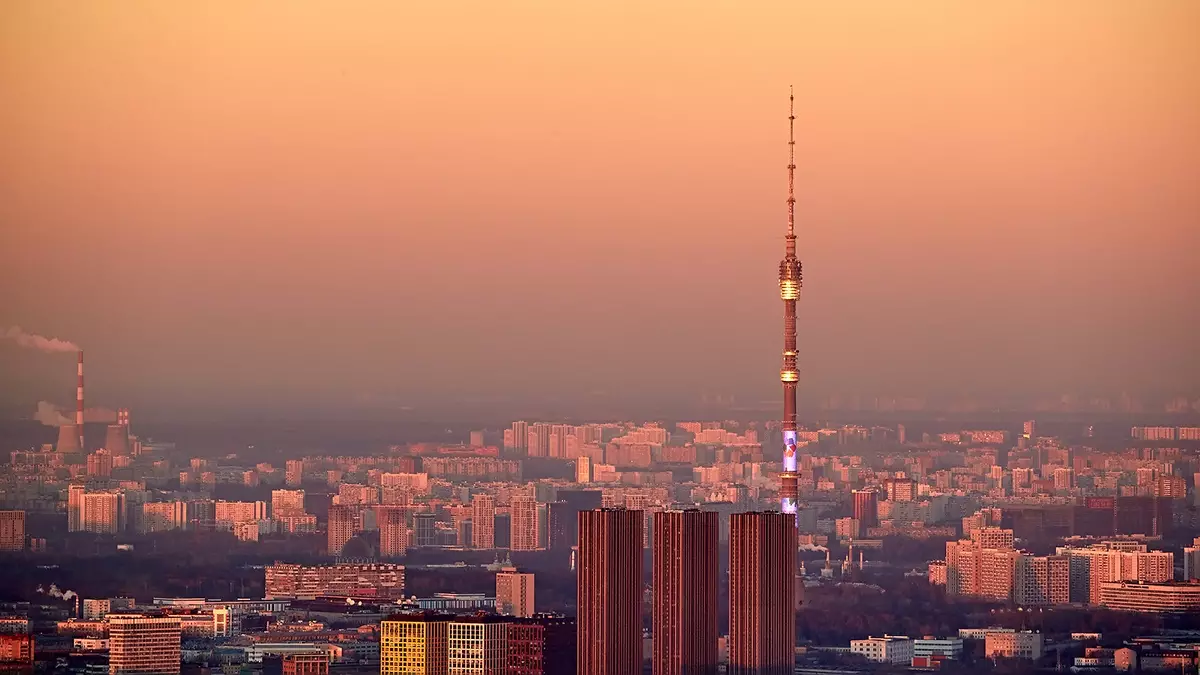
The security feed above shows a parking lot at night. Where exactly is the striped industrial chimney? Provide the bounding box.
[76,350,84,451]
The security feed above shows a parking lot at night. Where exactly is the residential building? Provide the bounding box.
[327,505,356,556]
[0,511,24,551]
[509,496,539,551]
[472,495,496,550]
[496,568,535,618]
[377,506,409,558]
[577,508,643,675]
[652,509,718,675]
[728,511,796,675]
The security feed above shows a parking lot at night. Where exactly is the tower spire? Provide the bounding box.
[787,85,796,250]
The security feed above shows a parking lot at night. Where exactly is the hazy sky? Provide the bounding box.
[1,1,1197,419]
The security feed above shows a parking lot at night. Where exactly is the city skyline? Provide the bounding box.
[2,1,1198,420]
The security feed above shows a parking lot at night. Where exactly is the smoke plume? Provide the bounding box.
[2,326,79,353]
[35,401,72,426]
[36,584,78,601]
[34,401,117,426]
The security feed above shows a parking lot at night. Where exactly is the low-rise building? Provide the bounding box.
[850,635,914,664]
[913,637,963,661]
[985,630,1043,660]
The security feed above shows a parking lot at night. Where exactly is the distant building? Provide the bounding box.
[506,616,575,675]
[327,505,356,556]
[851,490,878,529]
[376,506,409,558]
[265,562,405,600]
[850,635,914,664]
[472,495,496,550]
[0,511,24,551]
[509,496,539,552]
[1184,538,1200,581]
[108,614,182,675]
[0,634,34,664]
[380,613,450,675]
[1098,581,1200,613]
[496,569,535,618]
[913,637,963,661]
[82,598,135,620]
[281,652,329,675]
[984,630,1043,660]
[448,616,509,673]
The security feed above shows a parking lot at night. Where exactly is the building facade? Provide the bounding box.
[495,569,535,618]
[728,511,796,675]
[577,508,643,675]
[652,509,718,675]
[107,614,182,675]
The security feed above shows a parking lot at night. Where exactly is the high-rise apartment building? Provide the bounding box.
[883,478,917,502]
[851,490,878,530]
[728,511,796,675]
[68,484,86,532]
[527,424,551,458]
[285,460,304,487]
[496,568,535,618]
[108,614,182,675]
[0,511,24,551]
[510,421,529,452]
[141,502,188,533]
[472,495,496,549]
[448,616,509,673]
[86,450,113,478]
[577,508,644,675]
[1014,555,1070,606]
[1185,538,1200,581]
[971,527,1015,551]
[81,492,125,534]
[413,513,436,548]
[1055,543,1175,604]
[271,490,306,518]
[380,613,449,675]
[327,506,356,557]
[510,496,539,551]
[214,501,267,528]
[652,509,718,675]
[551,490,602,550]
[377,506,409,558]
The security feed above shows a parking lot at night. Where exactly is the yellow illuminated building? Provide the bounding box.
[380,615,449,675]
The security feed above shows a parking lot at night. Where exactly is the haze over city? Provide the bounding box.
[2,1,1197,421]
[3,4,1200,675]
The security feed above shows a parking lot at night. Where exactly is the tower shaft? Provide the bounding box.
[778,89,802,516]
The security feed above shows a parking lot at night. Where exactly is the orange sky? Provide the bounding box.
[1,2,1197,417]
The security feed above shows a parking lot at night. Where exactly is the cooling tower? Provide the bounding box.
[104,424,130,456]
[56,424,81,453]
